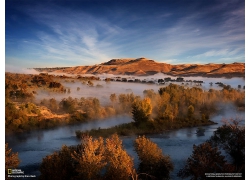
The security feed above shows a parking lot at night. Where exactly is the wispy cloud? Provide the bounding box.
[5,0,245,68]
[155,2,245,63]
[192,47,244,59]
[22,5,126,65]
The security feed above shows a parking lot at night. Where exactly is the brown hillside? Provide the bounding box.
[34,58,245,77]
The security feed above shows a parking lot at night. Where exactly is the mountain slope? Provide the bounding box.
[33,58,245,77]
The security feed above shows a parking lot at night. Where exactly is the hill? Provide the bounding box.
[33,58,245,77]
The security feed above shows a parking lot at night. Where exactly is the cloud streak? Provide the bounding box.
[5,0,245,68]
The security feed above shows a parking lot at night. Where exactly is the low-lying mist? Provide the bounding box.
[210,102,245,126]
[34,72,245,106]
[35,80,164,105]
[5,65,40,74]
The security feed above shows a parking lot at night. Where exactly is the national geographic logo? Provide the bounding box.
[7,168,36,178]
[7,169,24,174]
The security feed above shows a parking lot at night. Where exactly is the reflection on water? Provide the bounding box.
[5,109,244,179]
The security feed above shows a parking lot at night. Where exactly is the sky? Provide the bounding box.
[5,0,245,69]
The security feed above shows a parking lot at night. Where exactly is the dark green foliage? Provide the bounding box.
[132,98,152,127]
[178,142,227,180]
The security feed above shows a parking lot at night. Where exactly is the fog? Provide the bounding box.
[95,72,245,89]
[5,71,245,179]
[5,65,40,74]
[34,73,245,106]
[210,102,245,126]
[35,80,164,105]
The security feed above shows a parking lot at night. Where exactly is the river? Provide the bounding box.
[6,106,244,180]
[6,76,245,179]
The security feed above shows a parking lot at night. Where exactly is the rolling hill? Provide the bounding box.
[33,58,245,77]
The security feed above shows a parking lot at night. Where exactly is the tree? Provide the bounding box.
[110,93,117,108]
[40,145,77,180]
[5,143,20,180]
[132,98,152,126]
[177,142,227,180]
[40,134,135,180]
[87,80,94,87]
[134,136,173,179]
[209,119,245,172]
[71,136,106,180]
[187,105,195,120]
[118,93,138,113]
[104,134,134,180]
[60,97,77,113]
[49,98,58,112]
[143,89,156,99]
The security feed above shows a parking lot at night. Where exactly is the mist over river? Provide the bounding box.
[6,109,244,180]
[34,74,245,105]
[5,76,245,179]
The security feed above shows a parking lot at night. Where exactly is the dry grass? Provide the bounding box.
[35,59,245,77]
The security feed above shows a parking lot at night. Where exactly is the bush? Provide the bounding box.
[134,136,174,179]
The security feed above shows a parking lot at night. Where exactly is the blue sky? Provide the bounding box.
[5,0,245,68]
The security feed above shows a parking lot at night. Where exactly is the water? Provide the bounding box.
[6,76,245,179]
[5,115,133,177]
[5,109,244,179]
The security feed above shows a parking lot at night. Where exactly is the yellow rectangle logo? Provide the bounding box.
[8,169,12,174]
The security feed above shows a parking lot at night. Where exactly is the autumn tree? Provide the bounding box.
[143,89,157,99]
[110,93,117,108]
[87,80,94,87]
[187,105,195,120]
[132,98,152,127]
[134,136,173,179]
[5,143,20,180]
[177,142,227,180]
[60,97,77,113]
[49,98,59,112]
[118,93,138,113]
[156,92,178,122]
[71,136,106,180]
[40,145,77,180]
[43,135,135,180]
[104,134,134,180]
